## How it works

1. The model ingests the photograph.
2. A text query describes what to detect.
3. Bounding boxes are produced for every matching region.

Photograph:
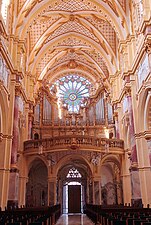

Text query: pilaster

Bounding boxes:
[48,176,57,206]
[0,76,16,210]
[18,175,28,207]
[7,93,20,207]
[124,89,142,206]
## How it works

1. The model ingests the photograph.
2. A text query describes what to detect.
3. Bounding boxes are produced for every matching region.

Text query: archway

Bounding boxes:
[57,157,92,213]
[26,159,48,207]
[101,156,123,205]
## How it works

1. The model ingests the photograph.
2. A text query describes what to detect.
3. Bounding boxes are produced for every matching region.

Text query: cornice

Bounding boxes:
[109,71,120,80]
[89,86,106,100]
[118,35,135,52]
[0,34,27,78]
[112,83,131,105]
[39,86,58,103]
[118,32,151,81]
[135,130,151,140]
[9,35,27,52]
[136,76,151,97]
[15,82,31,104]
[133,35,151,69]
[113,35,151,105]
[139,18,151,35]
[0,133,13,142]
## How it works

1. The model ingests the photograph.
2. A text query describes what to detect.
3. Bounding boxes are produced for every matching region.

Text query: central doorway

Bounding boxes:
[58,164,90,214]
[63,182,84,213]
[68,184,81,213]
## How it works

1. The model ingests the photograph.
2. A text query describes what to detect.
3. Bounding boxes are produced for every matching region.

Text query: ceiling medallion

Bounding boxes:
[68,59,77,69]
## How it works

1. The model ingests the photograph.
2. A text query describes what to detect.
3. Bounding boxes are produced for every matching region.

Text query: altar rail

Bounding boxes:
[24,136,124,153]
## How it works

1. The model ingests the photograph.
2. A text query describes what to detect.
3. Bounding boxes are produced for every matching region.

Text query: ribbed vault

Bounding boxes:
[13,0,130,92]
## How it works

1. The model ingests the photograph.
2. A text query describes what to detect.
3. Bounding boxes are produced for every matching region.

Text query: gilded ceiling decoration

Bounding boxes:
[45,20,99,44]
[13,0,129,92]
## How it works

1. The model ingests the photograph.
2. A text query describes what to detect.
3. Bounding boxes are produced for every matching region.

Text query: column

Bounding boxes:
[88,177,93,204]
[57,179,61,205]
[93,178,102,205]
[121,152,132,205]
[18,176,28,207]
[114,112,120,139]
[137,137,151,207]
[115,170,123,205]
[86,179,90,204]
[126,91,142,206]
[146,139,151,166]
[48,176,57,206]
[89,154,102,204]
[0,139,10,209]
[0,76,16,210]
[7,95,20,207]
[28,113,33,139]
[146,43,151,72]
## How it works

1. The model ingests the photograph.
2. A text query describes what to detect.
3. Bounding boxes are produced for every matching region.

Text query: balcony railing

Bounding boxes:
[24,136,124,155]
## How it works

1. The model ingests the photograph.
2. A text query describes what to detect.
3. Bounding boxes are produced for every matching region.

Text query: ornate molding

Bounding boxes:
[24,136,124,156]
[0,133,13,142]
[124,85,131,97]
[144,39,151,54]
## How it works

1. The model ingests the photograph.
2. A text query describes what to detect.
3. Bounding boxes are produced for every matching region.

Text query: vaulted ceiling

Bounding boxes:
[13,0,131,91]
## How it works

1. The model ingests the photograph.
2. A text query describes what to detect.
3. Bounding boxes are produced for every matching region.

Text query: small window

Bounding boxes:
[67,167,82,178]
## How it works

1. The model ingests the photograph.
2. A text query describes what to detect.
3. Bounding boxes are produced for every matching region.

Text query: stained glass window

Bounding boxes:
[50,74,91,113]
[67,167,82,178]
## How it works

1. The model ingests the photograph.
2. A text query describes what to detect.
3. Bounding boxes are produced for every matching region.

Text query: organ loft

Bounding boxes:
[0,0,151,215]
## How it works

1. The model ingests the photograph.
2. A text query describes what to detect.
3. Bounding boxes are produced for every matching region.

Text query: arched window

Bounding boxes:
[67,167,82,178]
[34,133,39,140]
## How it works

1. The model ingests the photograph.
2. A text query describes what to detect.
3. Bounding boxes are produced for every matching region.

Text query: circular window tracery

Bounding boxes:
[50,74,92,113]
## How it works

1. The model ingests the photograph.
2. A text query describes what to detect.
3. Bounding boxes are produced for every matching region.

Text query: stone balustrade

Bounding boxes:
[24,136,124,154]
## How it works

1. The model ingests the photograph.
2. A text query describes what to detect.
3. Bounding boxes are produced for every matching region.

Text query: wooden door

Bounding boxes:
[68,185,81,213]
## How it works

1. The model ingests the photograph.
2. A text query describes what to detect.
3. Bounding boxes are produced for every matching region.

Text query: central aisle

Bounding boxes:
[56,214,94,225]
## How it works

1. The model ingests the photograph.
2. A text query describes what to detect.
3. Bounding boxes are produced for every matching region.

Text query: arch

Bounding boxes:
[137,87,151,131]
[30,33,116,77]
[144,91,151,131]
[42,52,108,80]
[26,156,49,175]
[101,154,121,168]
[27,16,117,67]
[55,153,93,177]
[26,158,48,207]
[34,133,39,140]
[46,68,100,84]
[14,0,128,40]
[56,155,91,213]
[100,154,123,205]
[39,52,108,83]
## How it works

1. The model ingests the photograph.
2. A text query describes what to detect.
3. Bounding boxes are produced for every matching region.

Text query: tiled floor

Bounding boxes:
[56,214,94,225]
